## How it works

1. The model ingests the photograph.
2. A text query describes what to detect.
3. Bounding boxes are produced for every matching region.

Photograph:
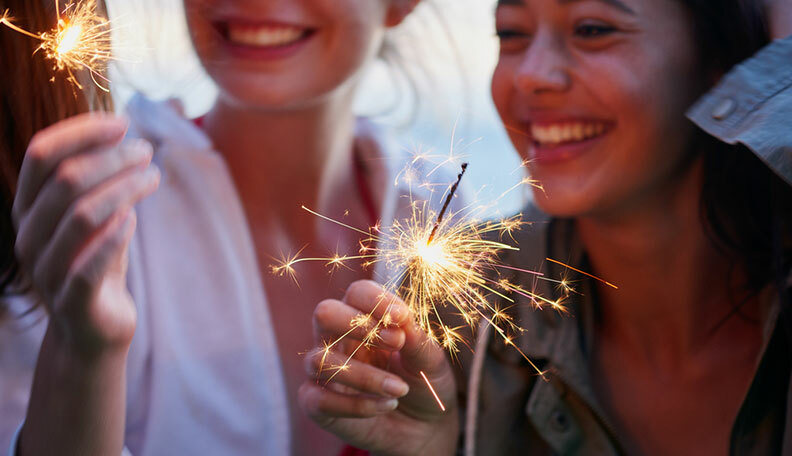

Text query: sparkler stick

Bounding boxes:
[0,0,115,91]
[428,163,467,244]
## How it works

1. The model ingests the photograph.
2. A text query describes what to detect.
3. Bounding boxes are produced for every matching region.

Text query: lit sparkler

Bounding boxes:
[0,0,115,90]
[274,162,582,387]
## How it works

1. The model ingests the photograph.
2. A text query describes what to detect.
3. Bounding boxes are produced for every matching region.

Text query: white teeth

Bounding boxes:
[228,25,304,47]
[530,122,607,145]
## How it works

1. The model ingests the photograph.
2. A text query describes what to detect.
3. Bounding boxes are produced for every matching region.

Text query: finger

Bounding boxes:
[15,140,152,269]
[55,208,136,313]
[33,165,160,296]
[313,299,405,350]
[14,114,128,222]
[342,280,410,325]
[299,382,399,424]
[397,318,449,376]
[305,348,410,398]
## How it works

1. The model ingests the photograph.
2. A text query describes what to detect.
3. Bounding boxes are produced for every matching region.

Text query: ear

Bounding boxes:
[385,0,421,28]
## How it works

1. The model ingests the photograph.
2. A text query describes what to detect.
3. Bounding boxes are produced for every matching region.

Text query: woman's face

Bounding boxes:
[492,0,705,218]
[184,0,411,110]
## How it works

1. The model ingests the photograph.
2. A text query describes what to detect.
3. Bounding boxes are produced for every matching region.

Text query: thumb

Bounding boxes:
[398,318,449,378]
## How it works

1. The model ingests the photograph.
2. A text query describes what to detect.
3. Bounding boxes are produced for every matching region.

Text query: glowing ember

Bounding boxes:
[1,0,116,91]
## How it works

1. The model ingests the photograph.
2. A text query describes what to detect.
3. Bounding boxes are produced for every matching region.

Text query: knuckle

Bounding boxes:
[25,136,49,163]
[304,349,322,374]
[68,200,100,235]
[353,398,373,416]
[314,299,338,325]
[31,260,55,298]
[363,373,380,393]
[13,231,31,265]
[11,201,24,228]
[66,265,94,295]
[346,280,368,297]
[314,393,338,417]
[54,161,84,194]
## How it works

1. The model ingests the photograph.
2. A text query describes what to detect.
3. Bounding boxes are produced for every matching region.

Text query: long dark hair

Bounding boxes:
[0,0,112,318]
[683,0,792,308]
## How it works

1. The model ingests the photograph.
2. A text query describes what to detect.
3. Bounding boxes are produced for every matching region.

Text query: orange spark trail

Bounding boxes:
[545,257,619,289]
[420,371,445,412]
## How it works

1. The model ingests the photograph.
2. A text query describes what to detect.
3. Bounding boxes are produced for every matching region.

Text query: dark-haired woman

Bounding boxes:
[300,0,792,454]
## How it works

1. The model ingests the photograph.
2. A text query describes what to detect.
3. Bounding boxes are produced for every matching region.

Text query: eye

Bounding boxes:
[574,23,616,38]
[496,29,530,41]
[496,28,532,53]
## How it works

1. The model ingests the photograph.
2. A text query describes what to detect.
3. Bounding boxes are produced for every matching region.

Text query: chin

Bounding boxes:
[529,185,599,219]
[213,75,319,110]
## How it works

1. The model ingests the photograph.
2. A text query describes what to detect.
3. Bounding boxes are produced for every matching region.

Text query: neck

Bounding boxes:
[202,89,358,242]
[577,160,752,360]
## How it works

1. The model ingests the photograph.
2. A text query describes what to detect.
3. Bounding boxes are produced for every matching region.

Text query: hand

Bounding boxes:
[299,280,459,456]
[12,113,160,355]
[768,0,792,39]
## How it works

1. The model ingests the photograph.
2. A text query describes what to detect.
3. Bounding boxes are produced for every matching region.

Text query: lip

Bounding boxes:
[515,115,614,165]
[212,19,317,61]
[528,131,610,165]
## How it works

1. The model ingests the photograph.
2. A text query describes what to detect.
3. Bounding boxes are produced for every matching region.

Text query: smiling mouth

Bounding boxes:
[217,22,314,48]
[530,121,609,147]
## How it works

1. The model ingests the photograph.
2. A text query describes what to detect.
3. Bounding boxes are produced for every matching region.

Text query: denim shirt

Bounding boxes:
[464,36,792,456]
[687,36,792,185]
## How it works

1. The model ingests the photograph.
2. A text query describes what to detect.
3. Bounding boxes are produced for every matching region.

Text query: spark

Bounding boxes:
[0,0,116,91]
[420,371,446,412]
[278,163,579,385]
[545,257,619,289]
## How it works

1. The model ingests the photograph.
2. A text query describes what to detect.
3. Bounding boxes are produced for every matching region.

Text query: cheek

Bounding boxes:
[491,60,529,158]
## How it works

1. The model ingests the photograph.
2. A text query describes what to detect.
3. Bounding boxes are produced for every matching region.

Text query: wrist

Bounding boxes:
[45,319,133,364]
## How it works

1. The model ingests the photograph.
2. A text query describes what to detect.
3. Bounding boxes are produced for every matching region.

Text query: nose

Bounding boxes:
[514,30,571,94]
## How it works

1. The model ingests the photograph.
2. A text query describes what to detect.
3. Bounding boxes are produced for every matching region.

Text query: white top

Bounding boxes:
[1,94,464,455]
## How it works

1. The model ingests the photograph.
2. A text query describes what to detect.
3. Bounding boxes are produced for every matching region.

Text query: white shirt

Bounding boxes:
[2,95,464,455]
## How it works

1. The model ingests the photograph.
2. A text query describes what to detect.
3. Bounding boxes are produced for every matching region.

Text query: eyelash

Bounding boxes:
[574,24,617,38]
[494,23,618,47]
[495,29,529,41]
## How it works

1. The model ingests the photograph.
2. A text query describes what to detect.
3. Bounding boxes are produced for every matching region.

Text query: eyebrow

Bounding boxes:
[497,0,636,15]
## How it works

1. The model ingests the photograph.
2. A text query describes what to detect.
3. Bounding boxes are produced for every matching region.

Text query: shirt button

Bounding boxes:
[712,98,736,120]
[550,409,571,433]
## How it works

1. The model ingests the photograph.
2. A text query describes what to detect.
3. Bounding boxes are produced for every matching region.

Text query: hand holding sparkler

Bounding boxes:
[12,114,159,351]
[11,113,160,455]
[300,280,459,456]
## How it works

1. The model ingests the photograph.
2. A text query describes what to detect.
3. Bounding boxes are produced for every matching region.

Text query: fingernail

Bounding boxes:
[126,139,153,159]
[144,165,161,183]
[105,118,129,140]
[379,329,404,348]
[376,398,399,412]
[382,378,409,398]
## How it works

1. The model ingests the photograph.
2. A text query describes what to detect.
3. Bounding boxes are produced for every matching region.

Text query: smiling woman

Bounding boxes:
[299,0,792,454]
[0,1,500,456]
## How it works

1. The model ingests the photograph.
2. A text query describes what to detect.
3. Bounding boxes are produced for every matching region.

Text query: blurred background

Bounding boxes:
[105,0,527,217]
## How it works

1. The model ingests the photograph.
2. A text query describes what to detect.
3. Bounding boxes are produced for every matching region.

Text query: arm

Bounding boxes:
[11,114,159,455]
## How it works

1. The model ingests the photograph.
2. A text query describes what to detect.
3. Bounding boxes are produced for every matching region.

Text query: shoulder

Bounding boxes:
[687,36,792,185]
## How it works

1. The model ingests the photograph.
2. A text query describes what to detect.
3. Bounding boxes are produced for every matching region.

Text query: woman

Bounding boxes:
[1,0,452,454]
[301,0,792,454]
